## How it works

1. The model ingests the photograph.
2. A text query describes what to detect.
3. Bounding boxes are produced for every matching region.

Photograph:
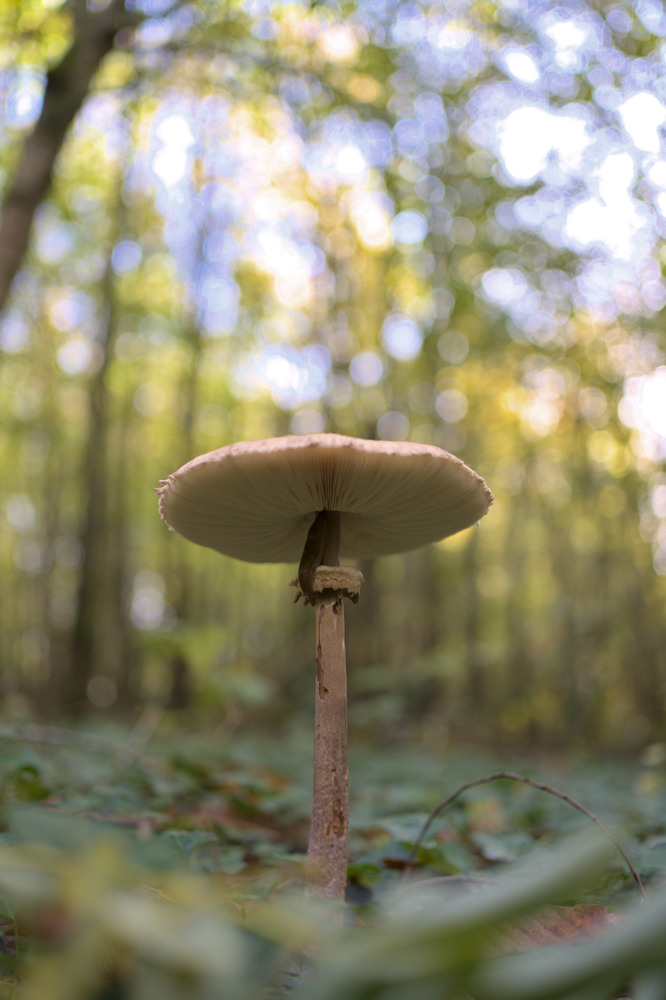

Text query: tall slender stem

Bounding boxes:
[305,511,349,902]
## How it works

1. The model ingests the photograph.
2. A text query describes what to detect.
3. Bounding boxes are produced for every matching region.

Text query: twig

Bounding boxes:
[403,770,647,900]
[119,704,165,765]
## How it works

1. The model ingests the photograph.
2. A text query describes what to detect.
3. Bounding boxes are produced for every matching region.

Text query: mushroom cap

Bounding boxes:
[157,433,493,564]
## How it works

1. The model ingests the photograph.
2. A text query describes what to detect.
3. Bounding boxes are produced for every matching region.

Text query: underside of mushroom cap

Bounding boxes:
[157,433,493,563]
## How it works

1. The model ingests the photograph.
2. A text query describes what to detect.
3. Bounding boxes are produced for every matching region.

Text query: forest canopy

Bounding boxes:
[0,0,665,747]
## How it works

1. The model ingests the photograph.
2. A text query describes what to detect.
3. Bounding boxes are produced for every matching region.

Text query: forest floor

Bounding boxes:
[0,715,664,998]
[0,715,663,901]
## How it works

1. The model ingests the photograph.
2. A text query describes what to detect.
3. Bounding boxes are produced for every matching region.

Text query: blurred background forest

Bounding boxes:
[1,0,665,752]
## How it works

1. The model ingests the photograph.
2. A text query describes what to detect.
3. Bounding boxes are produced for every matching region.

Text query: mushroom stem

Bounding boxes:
[305,511,350,903]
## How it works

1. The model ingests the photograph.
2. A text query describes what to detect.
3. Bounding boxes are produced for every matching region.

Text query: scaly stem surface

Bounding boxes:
[304,511,349,902]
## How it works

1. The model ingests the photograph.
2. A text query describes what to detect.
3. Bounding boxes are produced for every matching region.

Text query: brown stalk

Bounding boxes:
[303,511,350,903]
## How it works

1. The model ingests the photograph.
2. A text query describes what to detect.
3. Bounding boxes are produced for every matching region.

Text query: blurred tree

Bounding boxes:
[68,237,125,711]
[0,0,664,744]
[0,0,135,311]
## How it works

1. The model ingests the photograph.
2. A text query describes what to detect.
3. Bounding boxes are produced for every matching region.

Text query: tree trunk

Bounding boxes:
[462,529,484,716]
[165,320,204,709]
[68,248,122,712]
[0,0,132,312]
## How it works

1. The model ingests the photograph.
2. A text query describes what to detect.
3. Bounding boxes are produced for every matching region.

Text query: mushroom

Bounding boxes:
[157,433,492,903]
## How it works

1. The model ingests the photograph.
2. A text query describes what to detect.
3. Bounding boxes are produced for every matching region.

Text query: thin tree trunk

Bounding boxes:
[109,388,135,711]
[68,323,113,710]
[68,247,121,711]
[462,529,484,716]
[165,320,203,709]
[0,0,131,312]
[628,572,664,737]
[502,494,532,741]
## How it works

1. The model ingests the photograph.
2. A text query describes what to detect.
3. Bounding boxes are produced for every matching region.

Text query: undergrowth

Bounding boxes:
[0,718,664,999]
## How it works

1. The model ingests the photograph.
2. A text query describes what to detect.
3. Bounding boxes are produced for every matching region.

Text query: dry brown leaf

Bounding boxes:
[489,903,617,954]
[183,800,309,847]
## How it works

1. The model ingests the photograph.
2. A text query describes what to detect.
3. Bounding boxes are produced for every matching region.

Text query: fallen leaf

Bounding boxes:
[490,904,617,954]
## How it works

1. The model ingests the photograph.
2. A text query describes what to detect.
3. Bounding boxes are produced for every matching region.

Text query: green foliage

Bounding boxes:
[0,729,664,998]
